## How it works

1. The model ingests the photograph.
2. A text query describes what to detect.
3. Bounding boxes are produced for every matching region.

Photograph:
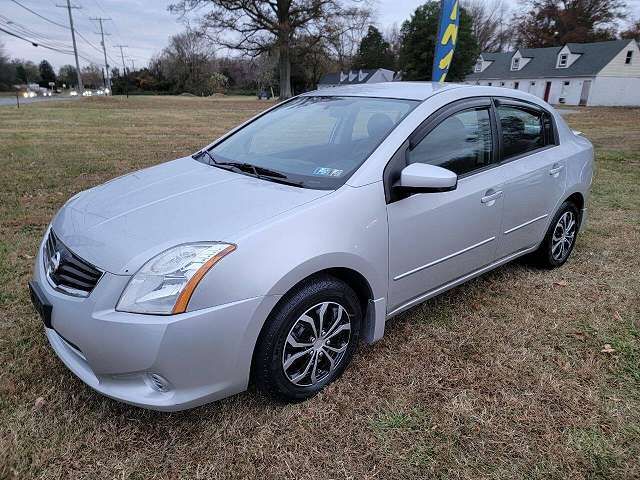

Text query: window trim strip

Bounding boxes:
[383,95,560,203]
[393,236,496,281]
[491,97,558,163]
[504,214,549,235]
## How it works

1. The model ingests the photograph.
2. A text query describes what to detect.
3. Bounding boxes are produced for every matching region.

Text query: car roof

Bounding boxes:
[303,81,473,101]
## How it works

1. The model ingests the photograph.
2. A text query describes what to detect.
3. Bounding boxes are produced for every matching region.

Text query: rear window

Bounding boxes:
[497,105,550,159]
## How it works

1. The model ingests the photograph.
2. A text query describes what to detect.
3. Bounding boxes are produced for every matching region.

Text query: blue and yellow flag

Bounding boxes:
[432,0,460,83]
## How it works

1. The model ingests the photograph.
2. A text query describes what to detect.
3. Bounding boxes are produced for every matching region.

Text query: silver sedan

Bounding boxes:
[29,82,593,410]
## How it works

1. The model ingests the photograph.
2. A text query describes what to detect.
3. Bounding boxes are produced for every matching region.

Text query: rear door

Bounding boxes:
[493,98,566,258]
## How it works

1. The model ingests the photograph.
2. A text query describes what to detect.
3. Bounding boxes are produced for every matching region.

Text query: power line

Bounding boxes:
[6,1,106,65]
[74,2,118,63]
[87,0,125,47]
[0,16,75,50]
[76,28,106,54]
[7,0,136,72]
[9,0,70,30]
[0,24,102,64]
[75,0,126,62]
[0,22,75,54]
[0,26,66,50]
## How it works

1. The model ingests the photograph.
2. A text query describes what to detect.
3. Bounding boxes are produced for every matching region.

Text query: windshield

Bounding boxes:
[202,96,418,189]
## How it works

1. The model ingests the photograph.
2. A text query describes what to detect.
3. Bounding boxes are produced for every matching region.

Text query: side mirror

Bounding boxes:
[394,163,458,195]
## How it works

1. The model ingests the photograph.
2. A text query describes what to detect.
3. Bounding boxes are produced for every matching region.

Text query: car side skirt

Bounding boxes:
[386,244,539,319]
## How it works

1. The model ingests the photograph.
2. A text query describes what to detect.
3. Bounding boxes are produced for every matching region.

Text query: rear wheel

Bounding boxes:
[532,200,580,268]
[253,275,361,401]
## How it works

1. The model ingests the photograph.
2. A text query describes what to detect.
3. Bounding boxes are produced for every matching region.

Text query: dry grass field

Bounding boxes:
[0,96,638,479]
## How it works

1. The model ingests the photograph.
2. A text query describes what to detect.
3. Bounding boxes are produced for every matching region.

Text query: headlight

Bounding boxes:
[116,242,236,315]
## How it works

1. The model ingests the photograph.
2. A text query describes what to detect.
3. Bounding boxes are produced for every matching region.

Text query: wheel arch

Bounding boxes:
[563,190,585,225]
[249,262,383,384]
[565,191,584,209]
[265,260,380,340]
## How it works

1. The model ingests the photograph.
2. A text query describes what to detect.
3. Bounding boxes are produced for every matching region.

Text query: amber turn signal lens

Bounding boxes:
[171,244,236,314]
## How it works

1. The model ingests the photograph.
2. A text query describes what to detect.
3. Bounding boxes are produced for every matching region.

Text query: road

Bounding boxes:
[0,95,81,107]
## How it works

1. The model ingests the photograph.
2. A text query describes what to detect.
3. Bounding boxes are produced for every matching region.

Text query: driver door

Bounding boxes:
[386,98,505,313]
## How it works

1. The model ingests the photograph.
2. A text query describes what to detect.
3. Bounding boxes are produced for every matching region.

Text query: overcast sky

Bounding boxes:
[2,0,639,71]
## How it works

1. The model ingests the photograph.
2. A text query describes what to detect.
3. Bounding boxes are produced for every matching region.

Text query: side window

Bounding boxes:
[408,108,493,176]
[496,105,549,159]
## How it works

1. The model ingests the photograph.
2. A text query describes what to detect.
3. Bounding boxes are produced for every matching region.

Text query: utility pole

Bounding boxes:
[90,17,112,94]
[129,59,135,72]
[115,44,128,98]
[57,0,83,92]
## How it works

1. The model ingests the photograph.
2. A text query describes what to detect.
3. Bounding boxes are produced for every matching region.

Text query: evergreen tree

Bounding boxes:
[39,60,56,86]
[352,26,396,70]
[398,1,478,81]
[15,61,39,84]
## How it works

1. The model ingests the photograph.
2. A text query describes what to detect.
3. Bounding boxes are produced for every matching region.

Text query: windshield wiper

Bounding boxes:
[216,161,286,179]
[194,150,304,187]
[215,161,305,185]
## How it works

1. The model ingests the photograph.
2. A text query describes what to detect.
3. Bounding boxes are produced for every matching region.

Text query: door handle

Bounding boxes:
[549,165,564,176]
[481,190,503,204]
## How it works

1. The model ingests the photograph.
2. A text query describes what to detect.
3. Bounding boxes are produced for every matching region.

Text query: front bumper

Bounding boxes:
[32,239,280,411]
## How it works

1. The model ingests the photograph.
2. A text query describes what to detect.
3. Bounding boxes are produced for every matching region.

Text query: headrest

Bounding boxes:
[367,113,394,138]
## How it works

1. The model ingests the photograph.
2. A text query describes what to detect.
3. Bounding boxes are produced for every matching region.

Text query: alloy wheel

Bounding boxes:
[282,302,351,387]
[551,211,576,261]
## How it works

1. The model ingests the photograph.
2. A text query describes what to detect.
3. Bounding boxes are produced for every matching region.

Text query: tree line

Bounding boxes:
[1,0,638,95]
[0,52,109,92]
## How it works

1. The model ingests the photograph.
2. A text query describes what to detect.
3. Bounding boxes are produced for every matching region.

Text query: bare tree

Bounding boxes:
[325,6,374,71]
[81,64,103,89]
[620,19,640,38]
[463,0,512,52]
[170,0,356,98]
[252,53,276,91]
[513,0,626,48]
[155,29,217,94]
[384,23,402,66]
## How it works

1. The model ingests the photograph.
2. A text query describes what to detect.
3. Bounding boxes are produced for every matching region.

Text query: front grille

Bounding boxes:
[43,229,103,296]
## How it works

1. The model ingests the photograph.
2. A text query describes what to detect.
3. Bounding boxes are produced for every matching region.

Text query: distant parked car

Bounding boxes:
[23,91,37,98]
[29,83,593,411]
[257,89,272,100]
[96,89,105,96]
[69,90,78,97]
[41,91,52,97]
[82,90,92,97]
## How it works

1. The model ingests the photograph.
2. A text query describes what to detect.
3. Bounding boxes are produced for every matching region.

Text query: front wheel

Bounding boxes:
[532,200,580,268]
[253,275,362,401]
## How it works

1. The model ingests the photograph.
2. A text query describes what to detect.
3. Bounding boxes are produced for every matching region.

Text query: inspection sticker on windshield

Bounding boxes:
[313,167,343,177]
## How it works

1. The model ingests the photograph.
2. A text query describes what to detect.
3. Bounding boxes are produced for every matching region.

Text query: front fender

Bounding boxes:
[187,182,389,315]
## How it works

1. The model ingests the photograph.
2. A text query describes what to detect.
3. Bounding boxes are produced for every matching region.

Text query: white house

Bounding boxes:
[318,69,397,89]
[465,39,640,106]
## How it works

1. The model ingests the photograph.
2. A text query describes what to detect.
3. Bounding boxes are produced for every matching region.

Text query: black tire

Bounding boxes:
[531,200,580,268]
[253,275,362,402]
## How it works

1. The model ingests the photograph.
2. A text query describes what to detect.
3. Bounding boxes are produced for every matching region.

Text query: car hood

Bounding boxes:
[52,156,330,274]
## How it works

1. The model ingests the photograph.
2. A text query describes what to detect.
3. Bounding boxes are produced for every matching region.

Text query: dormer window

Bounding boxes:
[626,51,633,64]
[511,57,520,71]
[474,59,482,72]
[558,53,568,68]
